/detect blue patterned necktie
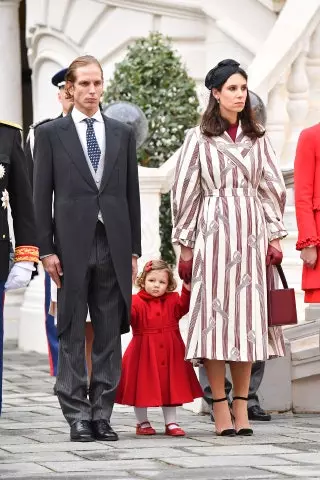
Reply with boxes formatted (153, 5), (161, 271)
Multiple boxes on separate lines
(84, 117), (101, 172)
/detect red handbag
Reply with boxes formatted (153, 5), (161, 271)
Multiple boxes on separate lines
(267, 264), (298, 327)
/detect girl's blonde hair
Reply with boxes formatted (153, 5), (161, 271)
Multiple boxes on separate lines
(136, 259), (177, 292)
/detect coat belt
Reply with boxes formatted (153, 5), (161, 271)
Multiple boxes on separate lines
(205, 188), (258, 198)
(133, 323), (179, 335)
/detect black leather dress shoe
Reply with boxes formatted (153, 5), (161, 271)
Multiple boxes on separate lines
(92, 419), (119, 441)
(248, 405), (271, 421)
(70, 420), (94, 442)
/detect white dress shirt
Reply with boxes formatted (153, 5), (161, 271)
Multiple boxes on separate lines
(71, 107), (106, 160)
(72, 107), (106, 224)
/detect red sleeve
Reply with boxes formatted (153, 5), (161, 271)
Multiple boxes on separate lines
(294, 129), (320, 250)
(174, 285), (191, 320)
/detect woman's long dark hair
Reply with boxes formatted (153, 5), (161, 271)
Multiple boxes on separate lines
(200, 70), (264, 139)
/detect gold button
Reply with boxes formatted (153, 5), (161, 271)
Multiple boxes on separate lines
(2, 234), (5, 239)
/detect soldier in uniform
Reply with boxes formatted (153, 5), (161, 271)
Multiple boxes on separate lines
(0, 120), (39, 413)
(25, 68), (94, 382)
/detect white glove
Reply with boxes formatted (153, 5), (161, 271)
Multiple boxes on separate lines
(50, 279), (57, 302)
(4, 261), (34, 291)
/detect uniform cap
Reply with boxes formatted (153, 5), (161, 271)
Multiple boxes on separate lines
(51, 68), (68, 88)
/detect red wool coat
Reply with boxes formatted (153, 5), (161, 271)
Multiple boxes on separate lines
(116, 286), (203, 407)
(294, 124), (320, 294)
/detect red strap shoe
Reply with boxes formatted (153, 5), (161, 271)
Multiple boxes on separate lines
(136, 422), (156, 435)
(165, 423), (185, 436)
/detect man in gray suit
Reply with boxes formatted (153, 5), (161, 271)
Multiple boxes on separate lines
(33, 55), (141, 442)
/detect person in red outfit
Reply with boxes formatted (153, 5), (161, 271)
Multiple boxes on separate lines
(116, 259), (203, 436)
(294, 124), (320, 302)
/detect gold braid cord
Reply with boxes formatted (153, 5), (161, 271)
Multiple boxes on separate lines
(14, 246), (39, 263)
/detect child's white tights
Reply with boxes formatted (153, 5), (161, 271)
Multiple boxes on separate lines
(134, 406), (177, 428)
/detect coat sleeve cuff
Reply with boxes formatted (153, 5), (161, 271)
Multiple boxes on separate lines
(172, 227), (195, 248)
(296, 237), (320, 250)
(14, 246), (39, 263)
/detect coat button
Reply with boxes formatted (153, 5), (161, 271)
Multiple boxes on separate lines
(2, 234), (5, 239)
(161, 361), (165, 366)
(156, 312), (160, 316)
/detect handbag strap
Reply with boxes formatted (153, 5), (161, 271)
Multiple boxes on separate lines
(267, 264), (289, 290)
(275, 264), (288, 289)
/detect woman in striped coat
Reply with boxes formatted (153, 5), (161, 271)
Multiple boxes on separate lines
(171, 59), (287, 437)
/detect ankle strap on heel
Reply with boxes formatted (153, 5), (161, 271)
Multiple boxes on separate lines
(212, 397), (228, 403)
(233, 396), (248, 401)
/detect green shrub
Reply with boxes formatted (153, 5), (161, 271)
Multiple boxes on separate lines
(104, 32), (199, 265)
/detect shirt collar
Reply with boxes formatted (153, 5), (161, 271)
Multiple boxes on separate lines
(72, 106), (103, 124)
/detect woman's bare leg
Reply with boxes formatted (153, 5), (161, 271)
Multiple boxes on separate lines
(230, 361), (252, 430)
(204, 359), (233, 433)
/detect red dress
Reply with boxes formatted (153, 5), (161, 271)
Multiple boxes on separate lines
(116, 286), (203, 407)
(294, 124), (320, 302)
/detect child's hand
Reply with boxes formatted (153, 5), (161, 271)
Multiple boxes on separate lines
(183, 281), (191, 291)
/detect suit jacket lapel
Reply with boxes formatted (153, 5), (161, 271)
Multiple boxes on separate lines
(100, 115), (121, 193)
(56, 115), (98, 191)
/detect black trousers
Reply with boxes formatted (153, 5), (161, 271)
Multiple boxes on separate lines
(56, 222), (124, 425)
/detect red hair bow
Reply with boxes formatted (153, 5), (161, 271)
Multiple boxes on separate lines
(145, 261), (153, 272)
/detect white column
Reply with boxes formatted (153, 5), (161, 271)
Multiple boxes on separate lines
(266, 77), (289, 165)
(282, 50), (309, 165)
(306, 24), (320, 127)
(137, 166), (162, 268)
(0, 0), (22, 124)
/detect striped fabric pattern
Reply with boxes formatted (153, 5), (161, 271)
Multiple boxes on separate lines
(171, 125), (287, 362)
(55, 222), (123, 425)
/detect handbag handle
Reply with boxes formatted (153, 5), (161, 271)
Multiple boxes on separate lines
(275, 264), (288, 289)
(267, 264), (288, 290)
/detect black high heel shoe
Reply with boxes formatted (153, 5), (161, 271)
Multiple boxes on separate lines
(212, 397), (236, 437)
(232, 396), (253, 436)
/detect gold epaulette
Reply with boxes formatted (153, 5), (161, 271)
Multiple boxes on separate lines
(14, 246), (39, 263)
(0, 120), (22, 130)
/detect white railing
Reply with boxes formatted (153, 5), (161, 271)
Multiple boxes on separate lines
(248, 0), (320, 168)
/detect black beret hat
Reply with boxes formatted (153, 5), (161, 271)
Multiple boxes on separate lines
(205, 59), (243, 90)
(51, 68), (68, 88)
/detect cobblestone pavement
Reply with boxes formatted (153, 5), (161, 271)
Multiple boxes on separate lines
(1, 343), (320, 479)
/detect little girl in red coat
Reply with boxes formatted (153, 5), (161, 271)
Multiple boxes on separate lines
(116, 259), (203, 436)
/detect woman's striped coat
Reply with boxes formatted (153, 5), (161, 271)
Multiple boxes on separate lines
(171, 125), (287, 362)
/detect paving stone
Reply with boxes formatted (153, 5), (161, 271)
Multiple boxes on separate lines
(160, 454), (296, 468)
(22, 433), (70, 443)
(0, 463), (52, 475)
(0, 474), (135, 480)
(184, 444), (301, 456)
(276, 452), (320, 464)
(0, 442), (115, 453)
(0, 452), (84, 463)
(74, 446), (197, 461)
(0, 421), (66, 430)
(187, 433), (310, 445)
(134, 467), (289, 479)
(40, 459), (167, 473)
(258, 464), (320, 477)
(0, 436), (38, 445)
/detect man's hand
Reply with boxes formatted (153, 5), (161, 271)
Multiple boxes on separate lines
(132, 256), (138, 285)
(42, 254), (63, 288)
(5, 261), (34, 291)
(300, 246), (317, 269)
